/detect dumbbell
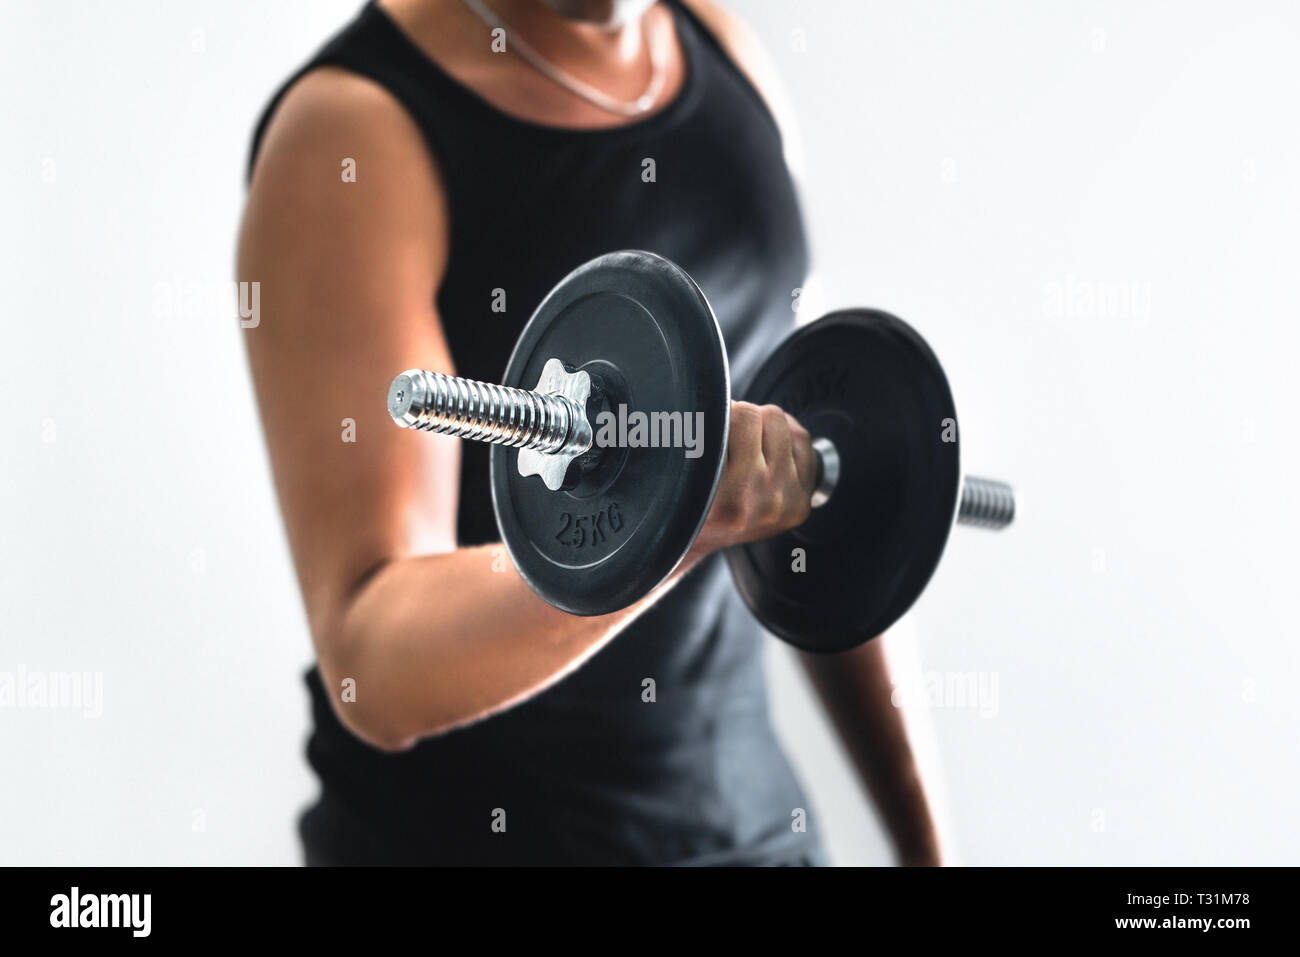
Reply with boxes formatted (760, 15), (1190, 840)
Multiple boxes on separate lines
(387, 251), (1014, 652)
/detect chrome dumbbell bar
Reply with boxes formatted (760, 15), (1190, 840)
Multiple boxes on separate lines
(388, 365), (1014, 529)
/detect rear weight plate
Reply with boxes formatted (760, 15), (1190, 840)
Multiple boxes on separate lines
(726, 310), (962, 652)
(491, 251), (731, 616)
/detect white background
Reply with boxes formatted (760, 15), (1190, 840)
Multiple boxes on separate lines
(2, 1), (1296, 865)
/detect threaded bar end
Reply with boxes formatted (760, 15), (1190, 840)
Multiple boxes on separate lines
(388, 369), (578, 453)
(957, 476), (1016, 529)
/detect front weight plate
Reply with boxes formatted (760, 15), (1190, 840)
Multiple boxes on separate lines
(491, 251), (731, 616)
(726, 310), (962, 652)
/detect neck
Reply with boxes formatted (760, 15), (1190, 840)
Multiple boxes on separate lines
(487, 0), (650, 66)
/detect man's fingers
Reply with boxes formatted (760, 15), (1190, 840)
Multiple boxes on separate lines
(788, 418), (817, 497)
(759, 404), (792, 469)
(729, 401), (766, 470)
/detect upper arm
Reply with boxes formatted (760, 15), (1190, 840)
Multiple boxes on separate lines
(681, 0), (806, 180)
(237, 67), (458, 645)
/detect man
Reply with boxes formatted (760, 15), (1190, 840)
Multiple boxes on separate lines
(239, 0), (943, 865)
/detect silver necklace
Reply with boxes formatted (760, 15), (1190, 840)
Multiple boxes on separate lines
(459, 0), (669, 117)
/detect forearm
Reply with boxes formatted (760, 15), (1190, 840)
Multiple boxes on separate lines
(798, 637), (943, 864)
(320, 543), (702, 750)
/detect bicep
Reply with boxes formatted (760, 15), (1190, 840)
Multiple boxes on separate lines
(237, 68), (458, 640)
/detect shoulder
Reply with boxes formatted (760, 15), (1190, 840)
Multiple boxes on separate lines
(678, 0), (804, 176)
(241, 66), (450, 295)
(250, 66), (437, 189)
(245, 65), (448, 261)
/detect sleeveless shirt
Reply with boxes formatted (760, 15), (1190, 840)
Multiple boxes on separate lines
(249, 0), (820, 865)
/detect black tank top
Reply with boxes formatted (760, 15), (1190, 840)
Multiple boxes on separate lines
(250, 0), (819, 865)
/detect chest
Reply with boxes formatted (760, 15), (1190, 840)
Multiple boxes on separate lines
(437, 121), (806, 379)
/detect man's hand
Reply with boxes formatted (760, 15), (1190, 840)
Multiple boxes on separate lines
(691, 401), (818, 557)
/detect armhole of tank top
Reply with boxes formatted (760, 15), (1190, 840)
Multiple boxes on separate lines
(245, 56), (454, 197)
(668, 0), (785, 144)
(247, 68), (302, 183)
